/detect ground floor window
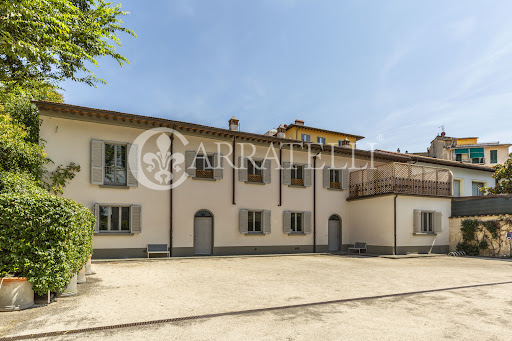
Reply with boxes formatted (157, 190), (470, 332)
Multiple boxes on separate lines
(290, 212), (303, 232)
(472, 182), (485, 196)
(421, 212), (434, 232)
(99, 206), (130, 232)
(248, 211), (262, 232)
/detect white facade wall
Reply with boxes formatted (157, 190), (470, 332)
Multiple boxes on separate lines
(416, 162), (494, 197)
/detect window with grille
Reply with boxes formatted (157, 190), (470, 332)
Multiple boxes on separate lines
(248, 160), (263, 183)
(195, 154), (214, 178)
(291, 165), (304, 186)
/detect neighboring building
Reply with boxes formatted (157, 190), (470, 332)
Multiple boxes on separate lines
(427, 133), (510, 167)
(35, 101), (495, 258)
(267, 119), (365, 148)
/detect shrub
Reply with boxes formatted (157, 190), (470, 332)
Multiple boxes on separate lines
(0, 171), (45, 195)
(0, 193), (95, 294)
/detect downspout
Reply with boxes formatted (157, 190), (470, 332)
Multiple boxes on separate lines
(232, 136), (236, 205)
(279, 146), (282, 206)
(169, 132), (174, 257)
(313, 153), (318, 253)
(394, 194), (398, 255)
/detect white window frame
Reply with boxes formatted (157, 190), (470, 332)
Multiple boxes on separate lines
(421, 211), (434, 233)
(247, 210), (263, 233)
(104, 142), (128, 186)
(290, 212), (304, 233)
(98, 204), (131, 233)
(472, 181), (486, 196)
(301, 134), (311, 142)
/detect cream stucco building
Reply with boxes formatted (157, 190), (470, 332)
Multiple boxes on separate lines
(35, 101), (496, 258)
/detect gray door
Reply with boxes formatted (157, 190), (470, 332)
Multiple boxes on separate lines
(194, 217), (212, 255)
(328, 219), (340, 252)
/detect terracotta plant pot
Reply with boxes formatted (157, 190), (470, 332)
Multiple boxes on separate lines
(0, 277), (35, 311)
(58, 273), (77, 297)
(85, 255), (93, 276)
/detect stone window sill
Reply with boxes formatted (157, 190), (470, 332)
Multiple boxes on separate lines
(94, 232), (134, 236)
(413, 232), (438, 236)
(100, 185), (130, 189)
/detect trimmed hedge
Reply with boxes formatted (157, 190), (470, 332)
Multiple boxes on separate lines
(0, 192), (95, 295)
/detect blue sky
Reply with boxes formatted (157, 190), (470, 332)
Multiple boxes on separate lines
(61, 0), (512, 153)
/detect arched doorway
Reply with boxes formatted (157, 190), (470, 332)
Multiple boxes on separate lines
(328, 215), (341, 252)
(194, 210), (213, 255)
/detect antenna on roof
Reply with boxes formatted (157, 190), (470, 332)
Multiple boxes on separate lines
(439, 125), (445, 133)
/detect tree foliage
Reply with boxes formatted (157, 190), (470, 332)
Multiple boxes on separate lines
(0, 0), (135, 86)
(0, 113), (46, 178)
(482, 153), (512, 194)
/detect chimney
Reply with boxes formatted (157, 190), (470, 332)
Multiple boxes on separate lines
(228, 116), (239, 131)
(276, 124), (286, 139)
(294, 119), (304, 126)
(341, 138), (351, 148)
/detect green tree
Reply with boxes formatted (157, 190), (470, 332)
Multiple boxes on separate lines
(482, 153), (512, 194)
(0, 0), (135, 87)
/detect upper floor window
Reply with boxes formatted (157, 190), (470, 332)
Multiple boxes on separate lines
(472, 181), (485, 196)
(317, 137), (326, 144)
(104, 143), (127, 185)
(490, 150), (498, 164)
(91, 140), (137, 187)
(248, 160), (263, 183)
(291, 164), (304, 186)
(185, 151), (223, 180)
(195, 154), (214, 179)
(301, 134), (311, 142)
(329, 169), (341, 189)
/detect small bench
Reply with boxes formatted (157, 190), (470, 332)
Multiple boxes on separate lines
(348, 242), (367, 254)
(147, 244), (170, 258)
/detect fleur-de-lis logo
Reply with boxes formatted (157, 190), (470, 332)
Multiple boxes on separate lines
(143, 134), (185, 184)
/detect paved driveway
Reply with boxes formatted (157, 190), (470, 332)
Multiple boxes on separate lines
(1, 255), (512, 340)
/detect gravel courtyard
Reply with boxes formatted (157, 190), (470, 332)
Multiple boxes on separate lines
(1, 255), (512, 340)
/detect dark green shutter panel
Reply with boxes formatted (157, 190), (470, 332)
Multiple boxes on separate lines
(470, 148), (484, 158)
(454, 149), (469, 154)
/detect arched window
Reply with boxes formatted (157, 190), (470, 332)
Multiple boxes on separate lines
(329, 215), (340, 221)
(195, 210), (212, 217)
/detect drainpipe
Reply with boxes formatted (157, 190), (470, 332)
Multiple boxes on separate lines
(394, 194), (398, 255)
(169, 133), (174, 257)
(279, 146), (282, 206)
(312, 151), (321, 253)
(232, 136), (236, 205)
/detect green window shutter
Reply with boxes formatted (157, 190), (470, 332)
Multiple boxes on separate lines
(454, 149), (469, 154)
(130, 205), (141, 233)
(490, 150), (498, 163)
(283, 211), (292, 233)
(94, 204), (100, 233)
(470, 148), (484, 158)
(323, 167), (330, 188)
(238, 157), (248, 181)
(127, 143), (138, 187)
(303, 165), (312, 187)
(342, 169), (350, 190)
(239, 209), (248, 234)
(213, 153), (223, 179)
(413, 210), (422, 233)
(434, 212), (443, 233)
(91, 140), (104, 185)
(303, 211), (312, 234)
(263, 210), (271, 234)
(263, 159), (271, 184)
(282, 162), (291, 185)
(185, 151), (196, 177)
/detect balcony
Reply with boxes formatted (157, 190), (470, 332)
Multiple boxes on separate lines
(196, 170), (213, 179)
(349, 162), (452, 199)
(248, 174), (263, 183)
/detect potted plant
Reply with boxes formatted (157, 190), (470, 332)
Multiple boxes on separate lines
(85, 255), (93, 275)
(0, 276), (34, 311)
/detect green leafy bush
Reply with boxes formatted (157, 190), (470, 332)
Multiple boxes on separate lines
(0, 192), (95, 294)
(0, 171), (45, 195)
